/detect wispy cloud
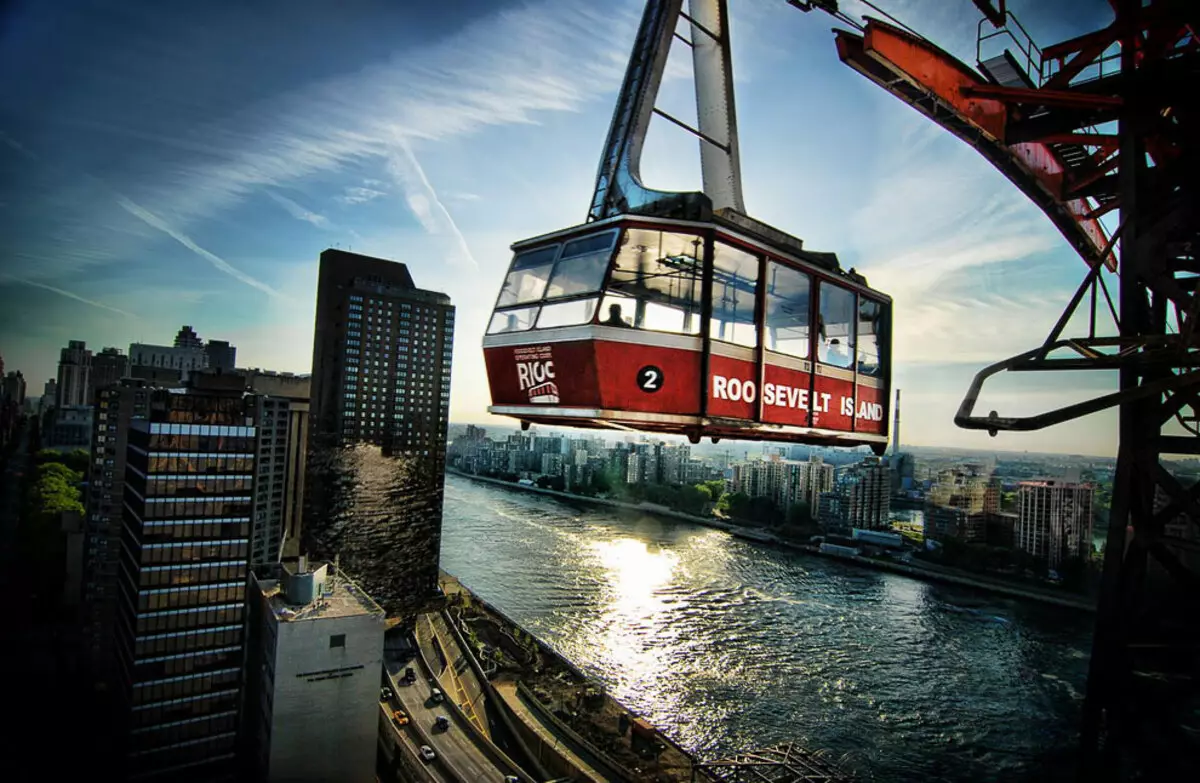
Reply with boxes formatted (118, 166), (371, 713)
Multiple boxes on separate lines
(134, 1), (636, 229)
(265, 190), (330, 228)
(1, 274), (135, 317)
(115, 195), (286, 299)
(0, 130), (38, 160)
(337, 185), (388, 205)
(385, 138), (479, 271)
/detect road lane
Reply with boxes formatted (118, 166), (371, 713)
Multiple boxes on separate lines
(379, 701), (448, 783)
(386, 656), (515, 783)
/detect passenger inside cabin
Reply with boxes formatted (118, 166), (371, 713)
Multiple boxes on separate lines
(602, 303), (632, 327)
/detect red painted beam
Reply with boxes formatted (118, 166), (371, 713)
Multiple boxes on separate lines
(961, 83), (1124, 109)
(839, 19), (1115, 270)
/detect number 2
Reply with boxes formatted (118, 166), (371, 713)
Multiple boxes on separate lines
(642, 368), (659, 389)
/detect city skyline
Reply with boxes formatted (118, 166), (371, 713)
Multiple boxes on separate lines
(1, 0), (1120, 456)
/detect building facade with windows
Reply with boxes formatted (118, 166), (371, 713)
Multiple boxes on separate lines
(86, 379), (153, 691)
(1017, 478), (1094, 568)
(116, 386), (256, 781)
(245, 558), (385, 783)
(306, 249), (454, 620)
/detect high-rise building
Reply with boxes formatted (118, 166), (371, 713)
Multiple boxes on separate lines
(116, 382), (256, 780)
(57, 339), (93, 408)
(1017, 478), (1094, 568)
(3, 369), (26, 404)
(205, 340), (236, 372)
(248, 392), (307, 569)
(174, 325), (204, 349)
(245, 558), (385, 783)
(925, 465), (999, 544)
(40, 378), (57, 415)
(845, 456), (891, 530)
(305, 249), (454, 619)
(85, 378), (155, 688)
(91, 347), (130, 401)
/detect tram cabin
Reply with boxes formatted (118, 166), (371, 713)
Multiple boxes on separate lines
(483, 213), (891, 452)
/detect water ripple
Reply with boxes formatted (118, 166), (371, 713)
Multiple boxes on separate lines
(439, 475), (1092, 782)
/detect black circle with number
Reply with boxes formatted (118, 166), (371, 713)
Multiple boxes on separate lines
(637, 365), (664, 393)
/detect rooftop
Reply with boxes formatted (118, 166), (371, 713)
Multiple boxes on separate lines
(259, 560), (384, 622)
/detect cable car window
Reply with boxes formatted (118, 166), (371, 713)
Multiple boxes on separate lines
(764, 262), (810, 360)
(496, 245), (559, 307)
(544, 231), (617, 300)
(857, 297), (884, 377)
(602, 229), (703, 334)
(710, 242), (759, 348)
(486, 306), (539, 334)
(818, 283), (855, 368)
(537, 297), (600, 329)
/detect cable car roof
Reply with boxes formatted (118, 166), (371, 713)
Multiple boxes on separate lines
(510, 209), (887, 302)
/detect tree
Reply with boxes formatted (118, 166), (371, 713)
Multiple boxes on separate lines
(35, 447), (90, 474)
(786, 501), (814, 527)
(701, 480), (726, 504)
(724, 492), (753, 520)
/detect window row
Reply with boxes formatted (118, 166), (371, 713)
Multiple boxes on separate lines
(138, 541), (249, 565)
(148, 433), (256, 453)
(130, 712), (238, 753)
(137, 584), (245, 611)
(131, 668), (241, 706)
(133, 644), (242, 679)
(138, 563), (247, 588)
(134, 626), (243, 658)
(136, 498), (253, 520)
(147, 455), (255, 474)
(144, 477), (253, 497)
(489, 228), (885, 376)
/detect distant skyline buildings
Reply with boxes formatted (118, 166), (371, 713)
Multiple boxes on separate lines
(129, 325), (238, 382)
(56, 339), (92, 408)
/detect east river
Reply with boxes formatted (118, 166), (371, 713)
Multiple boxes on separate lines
(440, 474), (1094, 782)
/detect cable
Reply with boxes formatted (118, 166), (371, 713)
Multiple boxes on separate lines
(855, 0), (928, 42)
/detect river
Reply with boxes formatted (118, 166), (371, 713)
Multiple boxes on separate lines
(440, 474), (1093, 782)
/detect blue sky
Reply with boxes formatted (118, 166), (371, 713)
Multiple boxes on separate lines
(0, 0), (1121, 454)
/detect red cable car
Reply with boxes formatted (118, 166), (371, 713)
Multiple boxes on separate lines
(483, 0), (891, 453)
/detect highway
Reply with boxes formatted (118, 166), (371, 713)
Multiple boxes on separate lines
(379, 701), (451, 783)
(385, 654), (517, 783)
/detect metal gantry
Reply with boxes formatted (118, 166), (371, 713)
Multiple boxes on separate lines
(799, 0), (1198, 778)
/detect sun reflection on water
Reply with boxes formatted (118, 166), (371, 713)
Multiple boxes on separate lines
(590, 537), (679, 680)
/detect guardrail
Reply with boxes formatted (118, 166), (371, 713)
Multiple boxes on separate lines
(414, 616), (537, 783)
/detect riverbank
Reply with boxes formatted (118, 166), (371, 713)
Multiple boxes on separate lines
(447, 470), (1095, 613)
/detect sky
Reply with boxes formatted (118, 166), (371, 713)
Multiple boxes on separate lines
(0, 0), (1123, 455)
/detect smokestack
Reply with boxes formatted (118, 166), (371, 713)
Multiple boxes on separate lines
(892, 389), (902, 455)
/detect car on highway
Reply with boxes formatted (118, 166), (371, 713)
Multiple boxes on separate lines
(430, 687), (444, 704)
(404, 667), (416, 683)
(380, 685), (393, 701)
(419, 745), (436, 762)
(392, 709), (409, 727)
(433, 715), (450, 732)
(504, 776), (520, 783)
